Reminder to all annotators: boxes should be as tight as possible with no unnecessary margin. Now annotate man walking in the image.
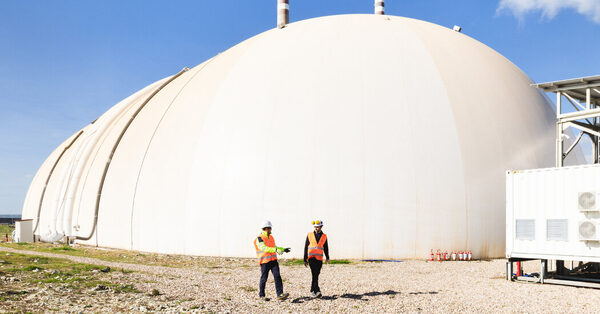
[303,219,329,298]
[253,220,290,300]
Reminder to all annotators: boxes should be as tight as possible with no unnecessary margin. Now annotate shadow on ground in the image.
[291,290,400,303]
[408,291,439,295]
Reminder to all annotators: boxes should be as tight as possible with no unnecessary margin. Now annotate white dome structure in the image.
[22,15,576,259]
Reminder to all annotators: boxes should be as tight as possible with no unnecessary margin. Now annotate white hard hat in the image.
[311,219,323,227]
[261,220,273,229]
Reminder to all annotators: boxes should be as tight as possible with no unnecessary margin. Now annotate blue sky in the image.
[1,0,599,214]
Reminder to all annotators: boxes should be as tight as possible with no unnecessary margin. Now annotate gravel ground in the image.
[1,246,599,313]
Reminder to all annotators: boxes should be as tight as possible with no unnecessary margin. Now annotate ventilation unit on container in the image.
[578,192,599,212]
[578,220,600,241]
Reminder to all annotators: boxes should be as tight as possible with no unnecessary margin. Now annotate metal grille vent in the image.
[516,219,535,240]
[579,221,598,241]
[546,219,568,241]
[578,192,597,211]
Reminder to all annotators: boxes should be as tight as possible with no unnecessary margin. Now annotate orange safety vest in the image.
[307,232,327,261]
[254,233,278,264]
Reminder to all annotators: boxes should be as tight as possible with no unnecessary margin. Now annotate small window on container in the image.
[515,219,535,240]
[547,219,568,241]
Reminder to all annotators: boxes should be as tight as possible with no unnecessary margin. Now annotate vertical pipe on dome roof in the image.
[277,0,289,28]
[375,0,385,14]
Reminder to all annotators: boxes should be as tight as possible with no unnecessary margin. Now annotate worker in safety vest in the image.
[253,220,290,300]
[303,219,329,298]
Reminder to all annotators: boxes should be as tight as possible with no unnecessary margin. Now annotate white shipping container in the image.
[506,164,600,263]
[14,219,33,243]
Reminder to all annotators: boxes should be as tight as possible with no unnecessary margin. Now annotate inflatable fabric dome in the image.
[22,14,575,259]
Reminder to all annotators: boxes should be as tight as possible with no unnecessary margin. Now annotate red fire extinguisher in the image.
[459,251,464,261]
[467,250,472,261]
[451,251,456,261]
[430,249,434,261]
[436,250,442,262]
[444,251,449,261]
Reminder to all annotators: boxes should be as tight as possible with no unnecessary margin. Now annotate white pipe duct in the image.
[36,78,170,243]
[68,78,171,240]
[32,130,83,235]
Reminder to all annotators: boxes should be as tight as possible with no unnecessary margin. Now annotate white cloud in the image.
[498,0,600,23]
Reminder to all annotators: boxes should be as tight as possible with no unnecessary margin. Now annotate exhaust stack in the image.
[375,0,384,15]
[277,0,289,28]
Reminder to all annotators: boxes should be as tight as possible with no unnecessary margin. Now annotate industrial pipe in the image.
[32,130,84,234]
[76,67,190,241]
[375,0,384,15]
[37,76,170,243]
[277,0,289,28]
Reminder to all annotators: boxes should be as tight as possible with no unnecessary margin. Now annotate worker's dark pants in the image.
[259,260,283,297]
[309,258,323,293]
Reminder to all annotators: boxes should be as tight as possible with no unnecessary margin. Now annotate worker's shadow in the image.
[291,290,399,303]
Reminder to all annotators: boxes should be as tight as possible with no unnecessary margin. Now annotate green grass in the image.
[281,258,305,266]
[239,286,257,292]
[0,252,140,299]
[27,256,49,264]
[0,241,256,269]
[281,258,352,266]
[0,289,29,302]
[149,288,160,296]
[1,253,105,276]
[0,224,14,237]
[113,284,140,294]
[329,259,351,264]
[51,246,76,251]
[23,265,44,271]
[1,242,352,270]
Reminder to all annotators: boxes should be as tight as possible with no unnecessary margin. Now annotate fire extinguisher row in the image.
[429,249,472,261]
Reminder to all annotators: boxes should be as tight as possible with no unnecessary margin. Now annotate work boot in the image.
[259,296,270,301]
[316,291,322,298]
[309,291,317,298]
[277,293,289,300]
